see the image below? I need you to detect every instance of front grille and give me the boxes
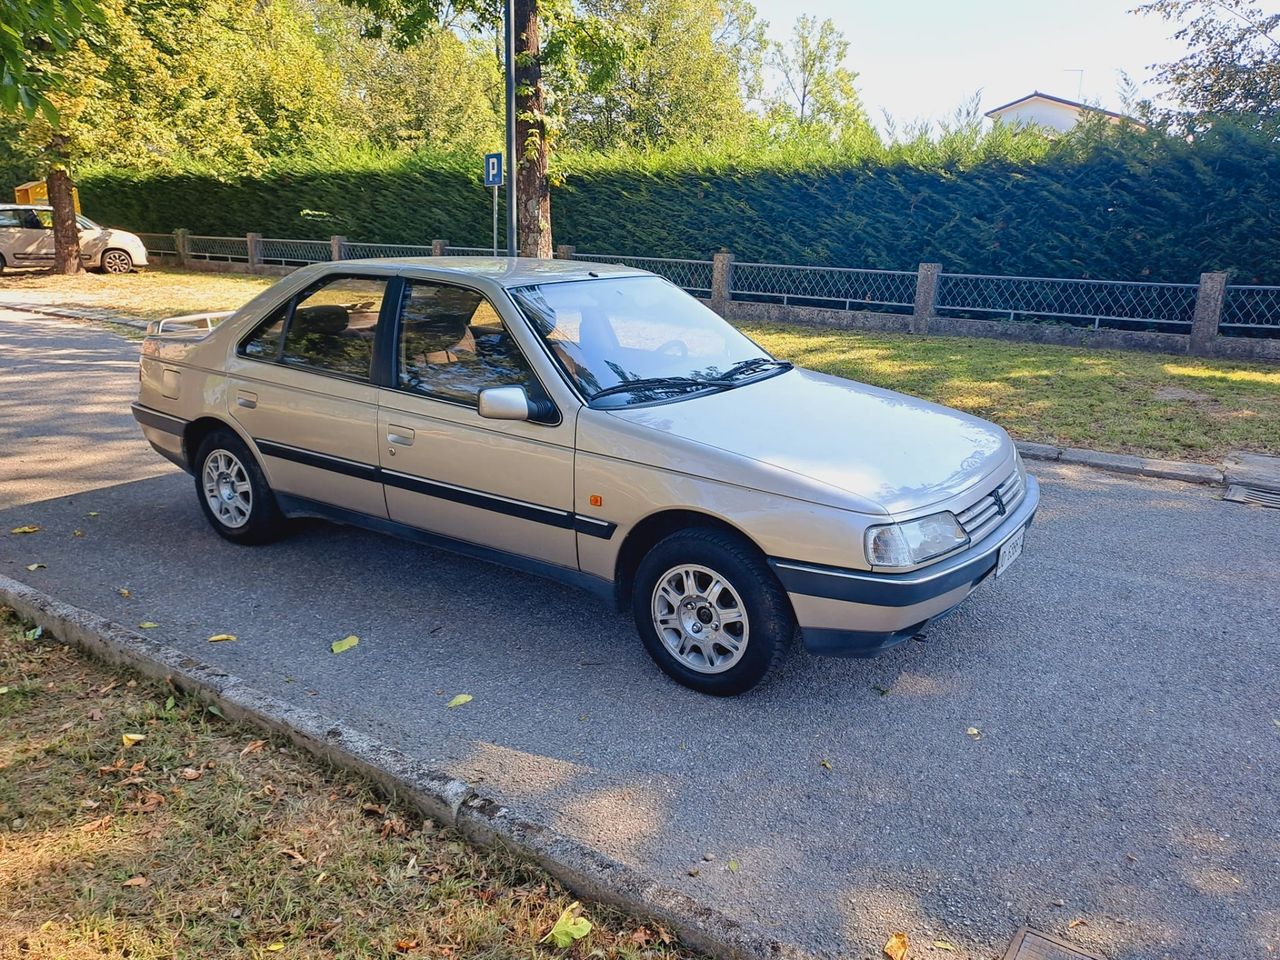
[956,467,1024,544]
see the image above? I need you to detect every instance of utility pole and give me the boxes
[504,0,517,257]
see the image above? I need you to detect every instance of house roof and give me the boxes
[984,91,1132,123]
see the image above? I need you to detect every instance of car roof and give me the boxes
[346,256,649,287]
[0,204,52,211]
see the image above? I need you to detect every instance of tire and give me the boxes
[193,429,285,545]
[100,248,133,274]
[0,253,6,273]
[631,527,795,695]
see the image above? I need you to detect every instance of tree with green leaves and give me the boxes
[766,15,870,145]
[1,0,103,273]
[556,0,765,151]
[1135,0,1280,135]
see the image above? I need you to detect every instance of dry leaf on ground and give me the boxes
[121,733,146,747]
[965,726,982,740]
[883,931,908,960]
[207,634,236,643]
[331,635,359,654]
[446,694,472,708]
[121,875,150,888]
[10,525,40,535]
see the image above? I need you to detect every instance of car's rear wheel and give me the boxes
[631,527,795,695]
[194,429,284,544]
[100,248,133,274]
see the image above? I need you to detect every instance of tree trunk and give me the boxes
[514,0,551,258]
[46,161,83,276]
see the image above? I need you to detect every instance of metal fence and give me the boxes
[133,232,1280,340]
[935,273,1200,332]
[732,262,917,313]
[186,235,249,263]
[574,253,714,295]
[1222,285,1280,333]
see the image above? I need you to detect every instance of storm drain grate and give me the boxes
[1002,927,1104,960]
[1224,484,1280,509]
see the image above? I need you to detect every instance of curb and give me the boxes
[6,301,151,331]
[1014,441,1224,487]
[0,574,809,960]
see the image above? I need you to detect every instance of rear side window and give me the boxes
[238,276,388,381]
[0,210,22,228]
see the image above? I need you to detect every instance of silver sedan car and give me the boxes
[132,258,1039,695]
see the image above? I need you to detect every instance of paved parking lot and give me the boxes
[3,306,1278,959]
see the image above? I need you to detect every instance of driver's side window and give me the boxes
[396,281,539,407]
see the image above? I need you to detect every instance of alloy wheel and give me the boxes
[202,449,253,529]
[650,563,750,674]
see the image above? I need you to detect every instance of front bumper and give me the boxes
[770,474,1040,657]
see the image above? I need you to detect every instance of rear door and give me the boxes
[375,277,579,568]
[225,273,393,519]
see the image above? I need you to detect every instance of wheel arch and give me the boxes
[612,508,772,611]
[183,416,255,472]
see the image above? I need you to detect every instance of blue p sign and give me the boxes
[484,153,503,187]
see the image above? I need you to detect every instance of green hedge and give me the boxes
[73,125,1280,283]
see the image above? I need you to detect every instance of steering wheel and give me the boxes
[656,339,688,358]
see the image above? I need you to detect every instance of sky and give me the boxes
[750,0,1190,128]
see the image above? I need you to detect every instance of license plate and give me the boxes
[995,526,1025,577]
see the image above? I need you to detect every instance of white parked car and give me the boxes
[0,204,148,273]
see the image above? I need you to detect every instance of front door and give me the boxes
[376,278,578,569]
[226,273,392,519]
[11,210,55,266]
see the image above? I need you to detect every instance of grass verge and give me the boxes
[0,607,695,960]
[744,323,1280,462]
[1,266,1277,462]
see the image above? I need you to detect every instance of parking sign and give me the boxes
[484,153,503,187]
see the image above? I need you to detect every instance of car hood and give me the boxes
[599,367,1014,515]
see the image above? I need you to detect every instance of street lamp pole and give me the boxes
[504,0,517,257]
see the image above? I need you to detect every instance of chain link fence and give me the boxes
[936,273,1200,331]
[731,262,917,313]
[133,231,1280,341]
[574,253,713,295]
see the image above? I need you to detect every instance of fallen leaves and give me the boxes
[1069,918,1089,929]
[965,726,982,741]
[207,634,236,643]
[117,587,130,597]
[542,902,592,948]
[819,758,833,771]
[121,733,147,747]
[126,791,165,814]
[265,943,284,952]
[934,939,956,951]
[180,767,203,781]
[330,635,359,654]
[240,739,267,758]
[26,563,46,571]
[10,525,40,535]
[138,621,159,630]
[446,694,472,709]
[80,815,113,833]
[24,626,43,642]
[883,931,908,960]
[725,859,739,873]
[394,938,419,952]
[279,848,308,868]
[121,875,150,889]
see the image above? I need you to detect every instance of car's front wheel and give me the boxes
[632,527,795,695]
[193,429,284,544]
[100,248,133,274]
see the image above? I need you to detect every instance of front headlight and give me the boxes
[865,512,969,569]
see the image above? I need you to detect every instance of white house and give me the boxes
[984,91,1139,133]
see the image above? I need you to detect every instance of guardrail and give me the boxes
[133,231,1280,355]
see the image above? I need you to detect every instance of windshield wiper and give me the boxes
[719,357,793,380]
[589,376,725,402]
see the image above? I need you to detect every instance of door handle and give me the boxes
[236,390,258,409]
[387,425,415,446]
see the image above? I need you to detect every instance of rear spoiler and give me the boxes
[145,311,233,336]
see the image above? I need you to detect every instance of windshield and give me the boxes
[510,276,775,405]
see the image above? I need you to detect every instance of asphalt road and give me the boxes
[2,304,1277,960]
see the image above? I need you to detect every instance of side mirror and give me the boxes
[477,385,533,421]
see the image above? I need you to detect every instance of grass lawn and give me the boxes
[0,607,695,960]
[1,265,1277,462]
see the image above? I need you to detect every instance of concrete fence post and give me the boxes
[911,262,941,335]
[1190,271,1228,357]
[246,233,261,271]
[330,235,346,262]
[174,228,190,267]
[711,250,735,308]
[432,239,448,257]
[555,244,576,260]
